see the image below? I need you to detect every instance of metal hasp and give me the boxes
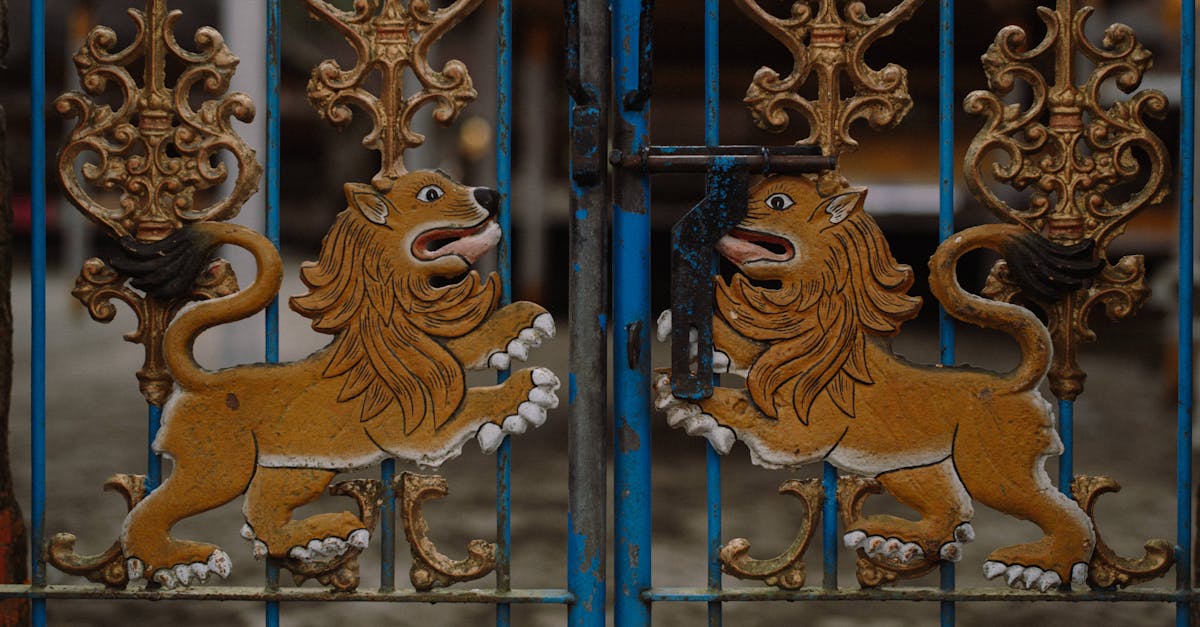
[611,144,833,399]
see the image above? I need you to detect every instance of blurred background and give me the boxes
[0,0,1194,625]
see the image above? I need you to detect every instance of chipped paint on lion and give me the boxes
[116,170,560,588]
[656,174,1099,591]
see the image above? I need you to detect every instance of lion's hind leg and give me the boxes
[242,467,369,564]
[955,402,1095,591]
[843,459,975,567]
[121,425,256,588]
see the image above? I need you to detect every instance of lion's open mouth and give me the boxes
[413,218,502,264]
[716,228,795,264]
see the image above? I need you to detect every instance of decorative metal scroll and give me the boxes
[400,472,497,591]
[653,0,1175,595]
[732,0,921,191]
[304,0,484,189]
[966,0,1169,400]
[55,0,257,405]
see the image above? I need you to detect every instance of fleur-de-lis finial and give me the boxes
[732,0,923,191]
[55,0,254,405]
[966,0,1170,400]
[305,0,484,189]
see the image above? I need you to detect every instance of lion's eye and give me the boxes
[765,193,795,211]
[417,185,444,203]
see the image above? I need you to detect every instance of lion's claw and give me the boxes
[984,560,1078,592]
[130,549,230,589]
[844,531,925,565]
[288,535,354,563]
[654,373,736,454]
[488,314,556,370]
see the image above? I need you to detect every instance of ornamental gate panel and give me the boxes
[6,0,1198,626]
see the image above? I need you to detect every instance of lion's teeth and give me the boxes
[533,313,556,338]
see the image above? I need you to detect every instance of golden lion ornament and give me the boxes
[655,174,1100,592]
[115,171,559,587]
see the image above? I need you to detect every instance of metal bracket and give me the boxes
[565,0,604,186]
[609,145,833,399]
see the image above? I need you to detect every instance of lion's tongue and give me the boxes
[717,234,783,264]
[440,221,501,263]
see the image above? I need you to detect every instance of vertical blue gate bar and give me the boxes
[614,0,652,624]
[265,0,282,624]
[495,0,514,624]
[937,0,955,624]
[1177,2,1195,625]
[1057,400,1073,495]
[30,0,48,625]
[703,1,722,626]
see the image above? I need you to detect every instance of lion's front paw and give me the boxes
[656,310,732,373]
[653,373,735,454]
[487,313,555,369]
[477,367,560,453]
[983,560,1084,592]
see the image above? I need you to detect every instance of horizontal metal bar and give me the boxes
[644,587,1194,603]
[610,146,834,174]
[0,586,573,604]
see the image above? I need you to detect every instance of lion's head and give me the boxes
[715,174,922,424]
[289,170,502,432]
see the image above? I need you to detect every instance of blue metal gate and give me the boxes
[8,0,1199,626]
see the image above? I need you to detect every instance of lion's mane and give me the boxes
[289,210,500,432]
[716,210,922,424]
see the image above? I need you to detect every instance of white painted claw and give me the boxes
[982,560,1007,580]
[899,542,924,563]
[533,313,556,338]
[477,423,505,454]
[529,387,558,408]
[519,328,542,346]
[939,541,963,562]
[207,550,232,579]
[953,523,975,543]
[289,546,312,561]
[1036,570,1062,592]
[321,537,347,558]
[240,523,255,541]
[253,540,268,560]
[503,415,528,435]
[665,404,699,428]
[348,529,370,550]
[153,569,177,589]
[656,310,672,342]
[506,339,529,361]
[190,561,209,582]
[882,538,903,559]
[1070,562,1088,587]
[518,401,548,427]
[713,350,730,373]
[1020,567,1044,590]
[1004,564,1024,587]
[489,352,511,370]
[126,558,144,581]
[532,367,560,389]
[706,426,735,455]
[843,530,867,549]
[173,564,194,586]
[865,536,886,557]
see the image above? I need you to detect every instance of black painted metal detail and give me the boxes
[108,226,219,301]
[1000,233,1103,303]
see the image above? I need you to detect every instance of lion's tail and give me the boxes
[161,222,283,391]
[928,224,1101,393]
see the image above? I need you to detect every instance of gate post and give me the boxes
[566,0,610,624]
[0,2,30,624]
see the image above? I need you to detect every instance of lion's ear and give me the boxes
[822,188,866,225]
[345,182,395,225]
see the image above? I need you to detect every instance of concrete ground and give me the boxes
[6,263,1190,626]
